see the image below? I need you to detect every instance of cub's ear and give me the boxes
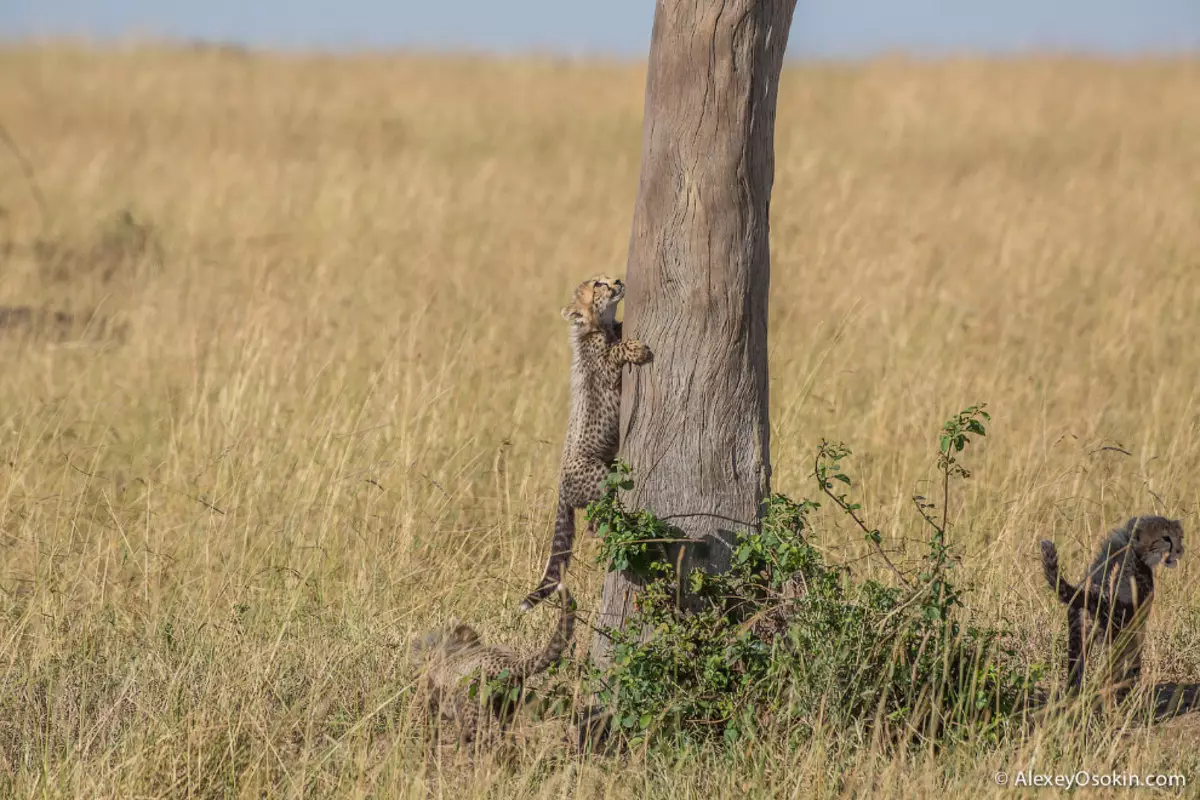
[451,624,480,645]
[561,306,582,323]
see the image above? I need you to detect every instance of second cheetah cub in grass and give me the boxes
[521,276,651,611]
[1041,515,1183,702]
[410,586,576,747]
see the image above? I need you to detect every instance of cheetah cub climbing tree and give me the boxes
[521,276,652,611]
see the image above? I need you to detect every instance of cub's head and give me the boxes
[561,276,625,331]
[1130,516,1185,569]
[409,620,482,664]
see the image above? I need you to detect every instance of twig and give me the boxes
[1088,444,1131,457]
[814,448,912,590]
[1144,484,1166,513]
[940,459,950,542]
[132,473,226,515]
[0,122,49,231]
[874,572,942,632]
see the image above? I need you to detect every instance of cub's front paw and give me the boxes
[625,340,653,365]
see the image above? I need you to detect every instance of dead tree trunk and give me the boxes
[590,0,795,666]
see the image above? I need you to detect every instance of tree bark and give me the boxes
[590,0,794,666]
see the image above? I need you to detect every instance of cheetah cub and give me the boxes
[1040,515,1184,701]
[521,276,651,611]
[409,586,576,746]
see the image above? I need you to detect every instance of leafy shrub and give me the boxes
[585,404,1044,752]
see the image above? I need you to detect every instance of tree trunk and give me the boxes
[590,0,794,666]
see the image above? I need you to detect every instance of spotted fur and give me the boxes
[520,276,651,611]
[1040,515,1184,701]
[409,586,575,747]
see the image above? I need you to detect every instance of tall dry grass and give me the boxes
[0,43,1199,797]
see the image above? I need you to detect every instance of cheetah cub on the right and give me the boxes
[1041,515,1184,702]
[521,276,651,611]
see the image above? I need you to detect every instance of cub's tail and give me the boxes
[1041,539,1089,609]
[1040,540,1070,603]
[1041,537,1113,623]
[521,495,575,612]
[514,585,576,678]
[1042,539,1106,618]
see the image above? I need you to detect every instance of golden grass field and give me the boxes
[1,43,1199,797]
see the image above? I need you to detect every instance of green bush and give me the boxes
[585,404,1045,752]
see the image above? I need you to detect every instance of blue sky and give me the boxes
[4,0,1199,58]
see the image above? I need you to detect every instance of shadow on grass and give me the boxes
[1028,682,1200,729]
[1151,683,1200,722]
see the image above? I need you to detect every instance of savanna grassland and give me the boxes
[1,43,1200,797]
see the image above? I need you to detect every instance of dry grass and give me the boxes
[0,42,1199,797]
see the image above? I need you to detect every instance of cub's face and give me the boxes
[561,276,625,330]
[1134,517,1185,569]
[409,621,482,664]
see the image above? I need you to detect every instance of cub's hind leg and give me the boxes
[523,459,609,611]
[1067,606,1085,693]
[558,456,610,545]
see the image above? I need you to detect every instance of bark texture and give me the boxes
[591,0,795,665]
